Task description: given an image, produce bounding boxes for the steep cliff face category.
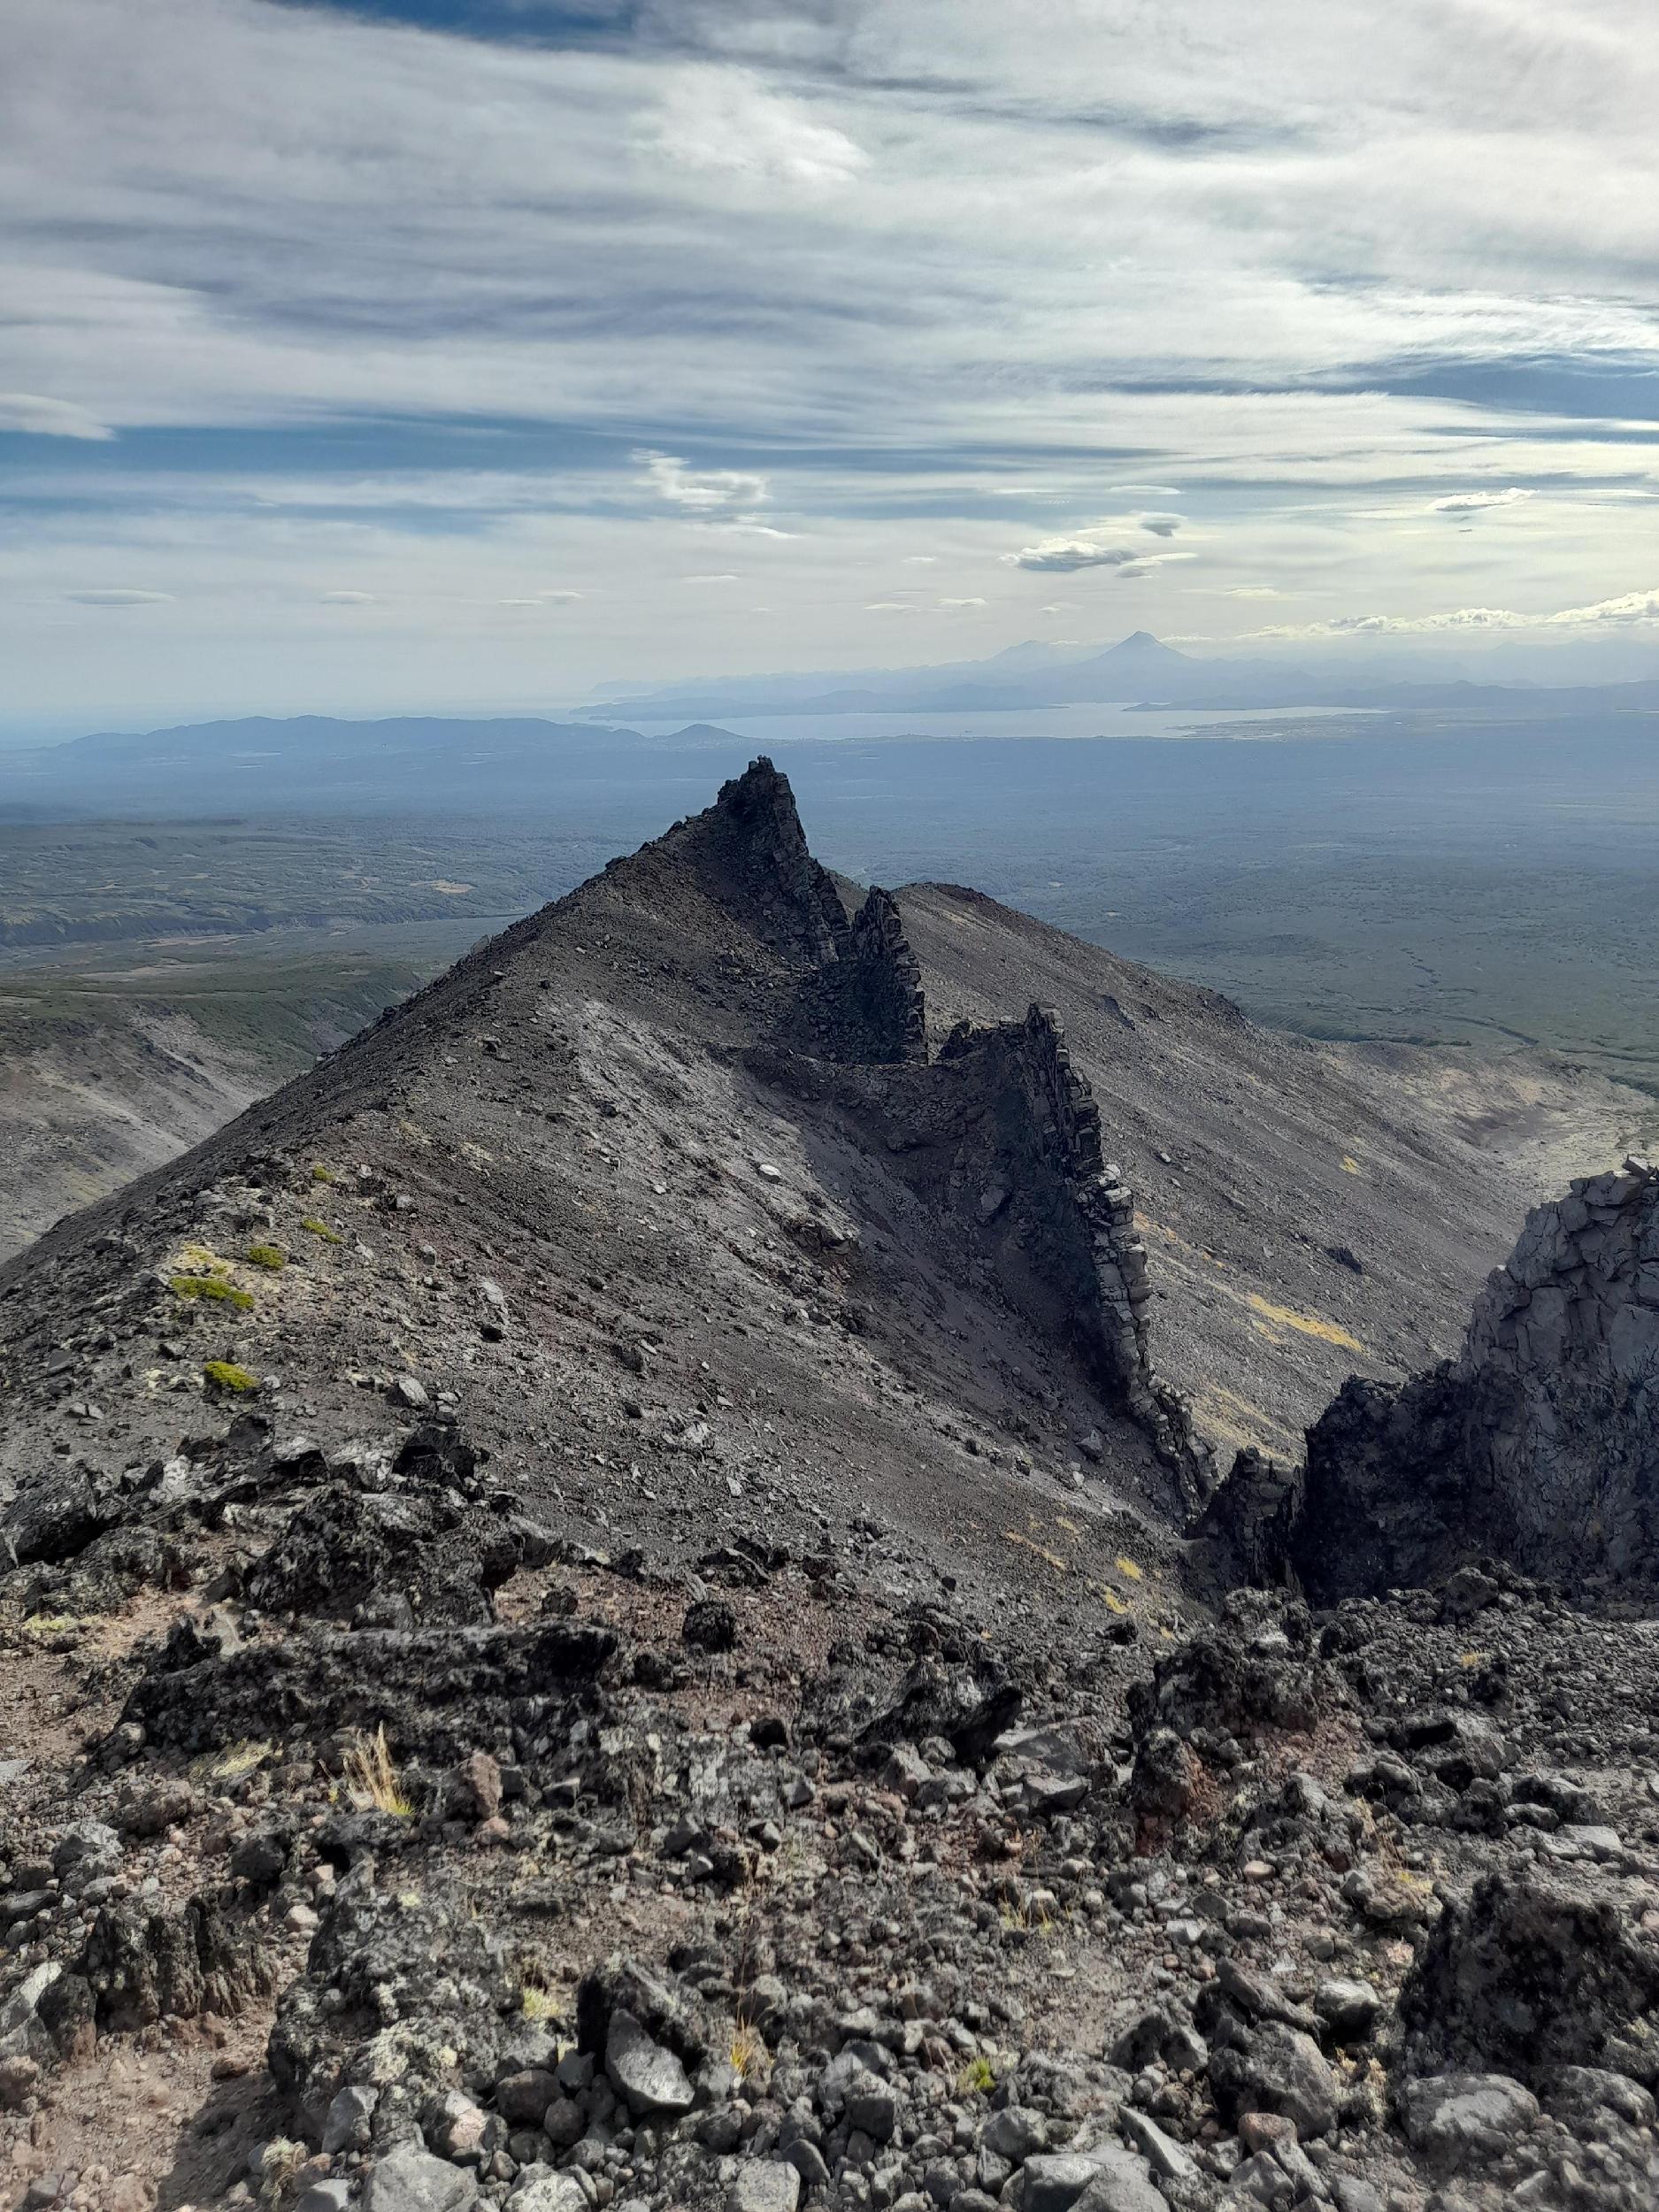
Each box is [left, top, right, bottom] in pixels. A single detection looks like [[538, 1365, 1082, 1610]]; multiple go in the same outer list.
[[754, 1002, 1216, 1506], [1289, 1156, 1659, 1599]]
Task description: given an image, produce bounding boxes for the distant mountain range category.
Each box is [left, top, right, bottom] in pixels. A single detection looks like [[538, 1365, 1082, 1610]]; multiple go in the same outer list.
[[0, 713, 735, 818], [5, 635, 1659, 822], [587, 629, 1659, 719]]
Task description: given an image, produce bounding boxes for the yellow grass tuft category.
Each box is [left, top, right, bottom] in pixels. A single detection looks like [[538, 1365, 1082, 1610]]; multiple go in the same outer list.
[[1244, 1294, 1363, 1354], [730, 2024, 770, 2086], [1004, 1530, 1067, 1572], [342, 1724, 415, 1817]]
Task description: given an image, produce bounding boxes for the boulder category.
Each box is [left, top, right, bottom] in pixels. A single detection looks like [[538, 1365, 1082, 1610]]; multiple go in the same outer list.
[[1208, 2023, 1338, 2139], [360, 2142, 479, 2211], [605, 2009, 695, 2116], [1399, 2072, 1540, 2177], [728, 2163, 803, 2212]]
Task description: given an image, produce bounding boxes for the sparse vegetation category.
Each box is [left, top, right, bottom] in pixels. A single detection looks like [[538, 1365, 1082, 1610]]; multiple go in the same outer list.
[[246, 1243, 286, 1269], [205, 1739, 272, 1782], [956, 2056, 996, 2096], [729, 2023, 770, 2087], [172, 1273, 253, 1309], [342, 1724, 415, 1817], [204, 1359, 259, 1394], [19, 1611, 82, 1641], [301, 1216, 343, 1242], [311, 1163, 339, 1183]]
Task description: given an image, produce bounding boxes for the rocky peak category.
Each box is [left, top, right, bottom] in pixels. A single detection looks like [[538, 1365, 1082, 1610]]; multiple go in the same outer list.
[[666, 754, 850, 965]]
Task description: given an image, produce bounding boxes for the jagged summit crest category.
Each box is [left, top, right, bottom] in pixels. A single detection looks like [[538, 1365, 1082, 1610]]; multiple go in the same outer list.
[[660, 753, 849, 964]]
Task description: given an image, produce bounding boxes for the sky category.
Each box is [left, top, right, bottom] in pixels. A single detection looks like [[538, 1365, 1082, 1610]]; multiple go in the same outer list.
[[5, 0, 1659, 732]]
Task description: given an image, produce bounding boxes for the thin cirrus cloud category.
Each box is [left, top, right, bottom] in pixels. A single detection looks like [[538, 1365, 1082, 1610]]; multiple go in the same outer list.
[[1429, 487, 1536, 515], [0, 391, 112, 440], [641, 65, 870, 193], [63, 588, 173, 605], [1250, 586, 1659, 638]]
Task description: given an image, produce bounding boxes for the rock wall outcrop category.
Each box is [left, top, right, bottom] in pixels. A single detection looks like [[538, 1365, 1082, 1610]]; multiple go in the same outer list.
[[791, 884, 928, 1066], [757, 1002, 1216, 1505], [1285, 1156, 1659, 1600]]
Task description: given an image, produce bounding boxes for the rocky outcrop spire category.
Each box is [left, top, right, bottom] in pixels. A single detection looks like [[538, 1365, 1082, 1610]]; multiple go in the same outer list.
[[1286, 1155, 1659, 1600], [795, 884, 928, 1065], [694, 756, 849, 964]]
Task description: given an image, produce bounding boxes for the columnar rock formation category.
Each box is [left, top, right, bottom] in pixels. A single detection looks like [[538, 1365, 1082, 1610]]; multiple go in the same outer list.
[[758, 998, 1215, 1505], [791, 883, 928, 1066], [1286, 1156, 1659, 1600], [837, 886, 927, 1065], [934, 1007, 1210, 1494]]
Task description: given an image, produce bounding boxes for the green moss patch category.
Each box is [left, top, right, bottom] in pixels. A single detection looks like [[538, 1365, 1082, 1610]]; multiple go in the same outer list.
[[172, 1274, 253, 1310], [311, 1164, 338, 1184], [245, 1244, 287, 1271], [204, 1360, 259, 1394], [300, 1217, 342, 1244]]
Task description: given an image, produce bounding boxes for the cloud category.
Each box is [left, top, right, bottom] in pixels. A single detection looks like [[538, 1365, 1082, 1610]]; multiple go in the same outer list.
[[644, 65, 869, 192], [703, 518, 797, 540], [63, 588, 172, 605], [865, 600, 914, 611], [1429, 487, 1535, 515], [939, 595, 986, 608], [634, 449, 769, 513], [0, 391, 112, 440], [1007, 511, 1187, 568], [1249, 586, 1659, 639], [1115, 552, 1197, 580], [319, 589, 375, 603], [1005, 539, 1144, 574], [681, 571, 739, 583], [7, 0, 1659, 716], [1548, 588, 1659, 626]]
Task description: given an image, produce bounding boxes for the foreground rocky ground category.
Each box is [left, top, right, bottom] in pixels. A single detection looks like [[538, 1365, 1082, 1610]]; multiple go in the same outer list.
[[2, 764, 1656, 2210], [3, 1417, 1658, 2211]]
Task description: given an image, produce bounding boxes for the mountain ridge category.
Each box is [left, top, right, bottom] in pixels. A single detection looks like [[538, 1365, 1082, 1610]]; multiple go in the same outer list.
[[3, 761, 1659, 2212]]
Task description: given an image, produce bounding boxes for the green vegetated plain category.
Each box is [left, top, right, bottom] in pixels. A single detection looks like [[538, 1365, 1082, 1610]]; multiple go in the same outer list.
[[0, 817, 575, 949]]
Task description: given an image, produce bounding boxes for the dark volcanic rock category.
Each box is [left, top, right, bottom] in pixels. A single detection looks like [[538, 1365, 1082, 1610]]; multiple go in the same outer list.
[[121, 1617, 616, 1762], [243, 1479, 524, 1627], [1400, 1863, 1659, 2089], [269, 1870, 514, 2139], [1294, 1158, 1659, 1598], [79, 1890, 273, 2031]]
